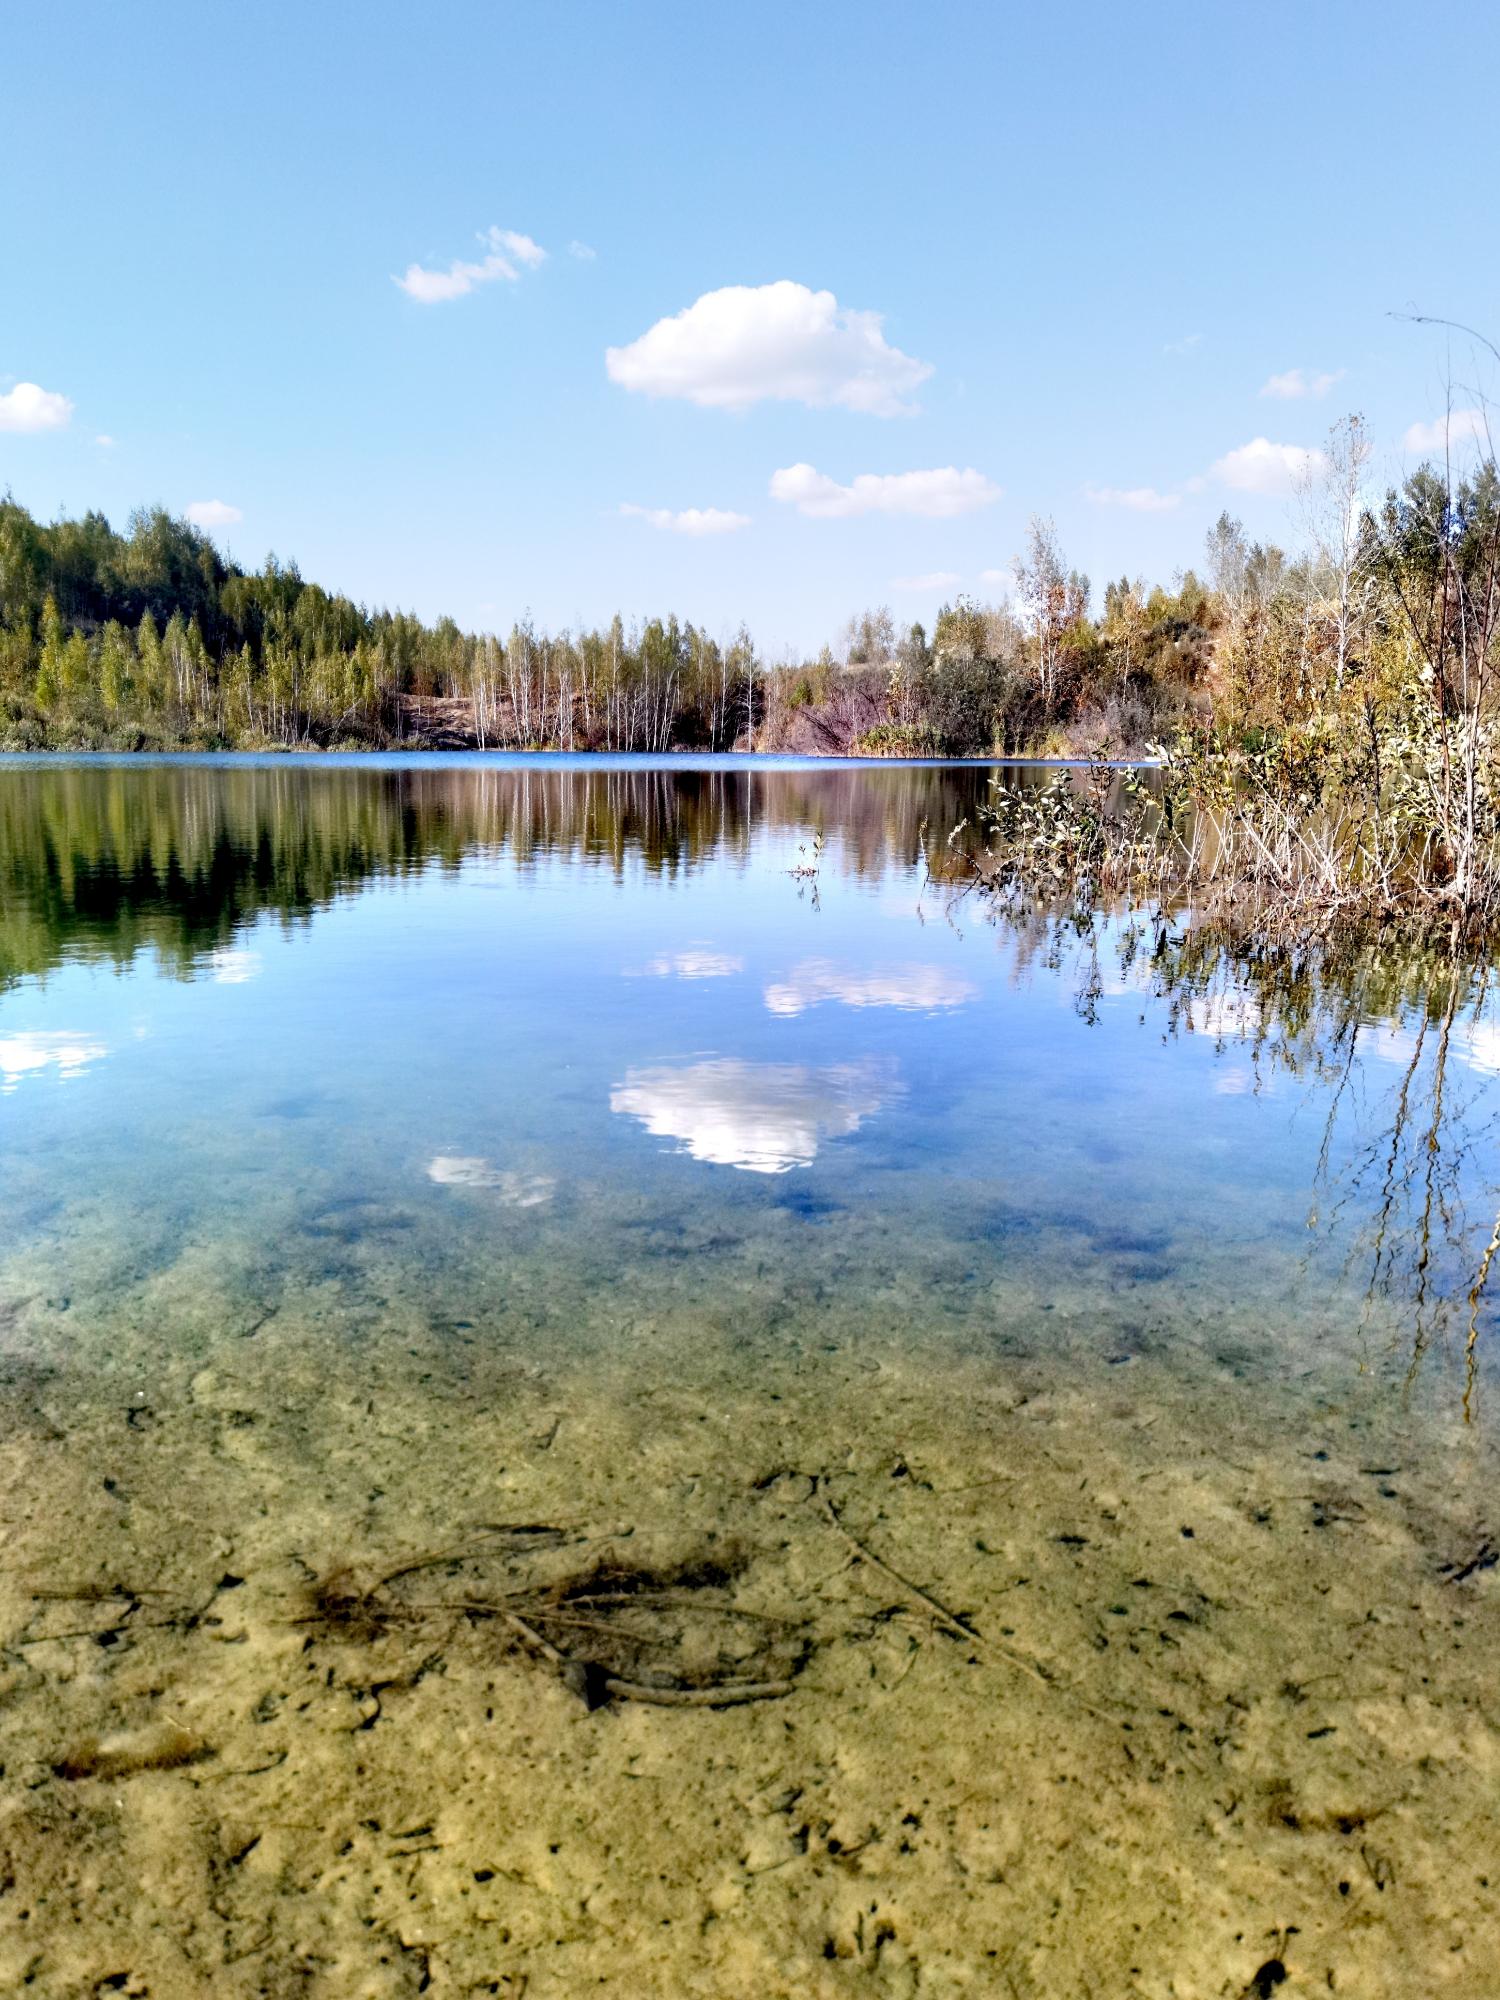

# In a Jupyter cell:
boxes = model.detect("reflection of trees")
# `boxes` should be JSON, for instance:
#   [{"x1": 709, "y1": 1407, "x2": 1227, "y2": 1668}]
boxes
[
  {"x1": 0, "y1": 759, "x2": 1000, "y2": 988},
  {"x1": 972, "y1": 895, "x2": 1500, "y2": 1412}
]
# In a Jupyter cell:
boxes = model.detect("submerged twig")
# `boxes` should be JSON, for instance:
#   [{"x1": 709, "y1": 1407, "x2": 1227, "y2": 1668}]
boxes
[
  {"x1": 503, "y1": 1609, "x2": 793, "y2": 1708},
  {"x1": 815, "y1": 1481, "x2": 986, "y2": 1649},
  {"x1": 601, "y1": 1678, "x2": 793, "y2": 1708},
  {"x1": 813, "y1": 1477, "x2": 1116, "y2": 1724}
]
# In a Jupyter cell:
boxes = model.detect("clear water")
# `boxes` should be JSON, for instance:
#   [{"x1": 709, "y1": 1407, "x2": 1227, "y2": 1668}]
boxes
[{"x1": 2, "y1": 755, "x2": 1498, "y2": 1996}]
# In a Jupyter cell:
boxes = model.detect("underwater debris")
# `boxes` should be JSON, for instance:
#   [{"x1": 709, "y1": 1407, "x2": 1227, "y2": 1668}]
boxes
[
  {"x1": 54, "y1": 1724, "x2": 213, "y2": 1782},
  {"x1": 297, "y1": 1534, "x2": 812, "y2": 1712}
]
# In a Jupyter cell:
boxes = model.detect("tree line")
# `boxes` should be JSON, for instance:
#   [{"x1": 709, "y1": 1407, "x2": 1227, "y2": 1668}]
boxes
[{"x1": 1, "y1": 425, "x2": 1496, "y2": 769}]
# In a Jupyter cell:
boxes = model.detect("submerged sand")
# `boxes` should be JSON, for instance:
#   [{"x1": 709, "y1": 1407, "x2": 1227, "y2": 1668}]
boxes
[{"x1": 1, "y1": 1194, "x2": 1497, "y2": 2000}]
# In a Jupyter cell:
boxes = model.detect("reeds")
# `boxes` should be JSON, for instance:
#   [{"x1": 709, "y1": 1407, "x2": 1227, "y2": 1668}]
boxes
[{"x1": 967, "y1": 732, "x2": 1500, "y2": 950}]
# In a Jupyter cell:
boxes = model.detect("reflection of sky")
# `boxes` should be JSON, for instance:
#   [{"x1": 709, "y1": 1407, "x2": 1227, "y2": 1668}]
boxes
[
  {"x1": 207, "y1": 947, "x2": 261, "y2": 985},
  {"x1": 6, "y1": 761, "x2": 1500, "y2": 1378},
  {"x1": 610, "y1": 1058, "x2": 898, "y2": 1173},
  {"x1": 0, "y1": 1031, "x2": 107, "y2": 1091},
  {"x1": 763, "y1": 959, "x2": 975, "y2": 1018},
  {"x1": 1369, "y1": 1015, "x2": 1500, "y2": 1079},
  {"x1": 427, "y1": 1155, "x2": 555, "y2": 1205},
  {"x1": 636, "y1": 946, "x2": 744, "y2": 980},
  {"x1": 1185, "y1": 993, "x2": 1261, "y2": 1039}
]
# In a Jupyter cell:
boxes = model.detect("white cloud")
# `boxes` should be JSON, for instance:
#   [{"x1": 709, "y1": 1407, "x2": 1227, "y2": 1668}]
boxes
[
  {"x1": 1260, "y1": 367, "x2": 1345, "y2": 400},
  {"x1": 891, "y1": 571, "x2": 961, "y2": 593},
  {"x1": 427, "y1": 1155, "x2": 555, "y2": 1206},
  {"x1": 619, "y1": 503, "x2": 751, "y2": 536},
  {"x1": 610, "y1": 1057, "x2": 897, "y2": 1174},
  {"x1": 395, "y1": 225, "x2": 546, "y2": 303},
  {"x1": 491, "y1": 229, "x2": 545, "y2": 268},
  {"x1": 1210, "y1": 437, "x2": 1327, "y2": 496},
  {"x1": 186, "y1": 499, "x2": 243, "y2": 530},
  {"x1": 0, "y1": 382, "x2": 73, "y2": 433},
  {"x1": 1403, "y1": 407, "x2": 1489, "y2": 454},
  {"x1": 770, "y1": 462, "x2": 1000, "y2": 519},
  {"x1": 1163, "y1": 333, "x2": 1201, "y2": 356},
  {"x1": 568, "y1": 240, "x2": 597, "y2": 261},
  {"x1": 607, "y1": 280, "x2": 932, "y2": 416},
  {"x1": 396, "y1": 256, "x2": 509, "y2": 304},
  {"x1": 639, "y1": 946, "x2": 745, "y2": 978},
  {"x1": 1084, "y1": 483, "x2": 1180, "y2": 513},
  {"x1": 764, "y1": 960, "x2": 975, "y2": 1017},
  {"x1": 95, "y1": 433, "x2": 116, "y2": 448},
  {"x1": 0, "y1": 1031, "x2": 107, "y2": 1091}
]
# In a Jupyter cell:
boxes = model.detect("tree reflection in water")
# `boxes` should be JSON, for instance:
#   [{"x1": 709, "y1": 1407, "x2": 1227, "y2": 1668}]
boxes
[
  {"x1": 4, "y1": 753, "x2": 1498, "y2": 1410},
  {"x1": 961, "y1": 888, "x2": 1500, "y2": 1413}
]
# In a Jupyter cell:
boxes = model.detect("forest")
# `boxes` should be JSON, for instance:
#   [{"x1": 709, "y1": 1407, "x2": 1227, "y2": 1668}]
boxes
[
  {"x1": 1, "y1": 423, "x2": 1498, "y2": 893},
  {"x1": 5, "y1": 432, "x2": 1468, "y2": 760}
]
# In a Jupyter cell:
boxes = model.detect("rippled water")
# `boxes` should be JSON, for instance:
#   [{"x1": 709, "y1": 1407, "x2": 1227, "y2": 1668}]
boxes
[{"x1": 2, "y1": 755, "x2": 1498, "y2": 1996}]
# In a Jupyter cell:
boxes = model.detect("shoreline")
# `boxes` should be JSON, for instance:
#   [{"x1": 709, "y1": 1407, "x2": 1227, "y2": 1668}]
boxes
[{"x1": 0, "y1": 747, "x2": 1157, "y2": 769}]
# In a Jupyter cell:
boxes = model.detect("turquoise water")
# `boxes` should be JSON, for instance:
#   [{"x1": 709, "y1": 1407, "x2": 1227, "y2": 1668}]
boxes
[
  {"x1": 3, "y1": 755, "x2": 1499, "y2": 1996},
  {"x1": 1, "y1": 754, "x2": 1495, "y2": 1403}
]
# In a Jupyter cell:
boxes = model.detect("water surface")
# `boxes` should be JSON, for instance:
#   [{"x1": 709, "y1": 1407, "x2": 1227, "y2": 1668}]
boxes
[{"x1": 2, "y1": 756, "x2": 1497, "y2": 1997}]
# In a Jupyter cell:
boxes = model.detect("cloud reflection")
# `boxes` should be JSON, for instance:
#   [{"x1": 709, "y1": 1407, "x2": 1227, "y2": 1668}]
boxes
[
  {"x1": 208, "y1": 946, "x2": 262, "y2": 984},
  {"x1": 0, "y1": 1031, "x2": 108, "y2": 1092},
  {"x1": 1369, "y1": 1016, "x2": 1500, "y2": 1079},
  {"x1": 610, "y1": 1057, "x2": 897, "y2": 1173},
  {"x1": 763, "y1": 959, "x2": 974, "y2": 1018},
  {"x1": 637, "y1": 946, "x2": 745, "y2": 980},
  {"x1": 1185, "y1": 993, "x2": 1261, "y2": 1039},
  {"x1": 427, "y1": 1156, "x2": 556, "y2": 1206}
]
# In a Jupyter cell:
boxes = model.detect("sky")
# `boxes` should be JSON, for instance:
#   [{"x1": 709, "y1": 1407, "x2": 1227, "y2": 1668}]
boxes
[{"x1": 4, "y1": 0, "x2": 1499, "y2": 657}]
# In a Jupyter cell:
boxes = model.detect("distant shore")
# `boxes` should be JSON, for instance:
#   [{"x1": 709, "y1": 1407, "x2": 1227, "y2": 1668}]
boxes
[{"x1": 0, "y1": 744, "x2": 1155, "y2": 769}]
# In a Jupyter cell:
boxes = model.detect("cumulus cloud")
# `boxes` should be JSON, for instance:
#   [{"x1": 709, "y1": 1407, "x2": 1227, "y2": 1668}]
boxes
[
  {"x1": 0, "y1": 381, "x2": 73, "y2": 433},
  {"x1": 607, "y1": 280, "x2": 932, "y2": 416},
  {"x1": 764, "y1": 960, "x2": 975, "y2": 1017},
  {"x1": 186, "y1": 499, "x2": 243, "y2": 530},
  {"x1": 891, "y1": 571, "x2": 961, "y2": 593},
  {"x1": 770, "y1": 462, "x2": 999, "y2": 520},
  {"x1": 610, "y1": 1057, "x2": 897, "y2": 1174},
  {"x1": 95, "y1": 433, "x2": 116, "y2": 448},
  {"x1": 1260, "y1": 367, "x2": 1345, "y2": 400},
  {"x1": 1403, "y1": 407, "x2": 1489, "y2": 454},
  {"x1": 1210, "y1": 437, "x2": 1327, "y2": 496},
  {"x1": 493, "y1": 229, "x2": 546, "y2": 268},
  {"x1": 1084, "y1": 483, "x2": 1180, "y2": 512},
  {"x1": 395, "y1": 225, "x2": 546, "y2": 303},
  {"x1": 568, "y1": 240, "x2": 597, "y2": 261},
  {"x1": 619, "y1": 503, "x2": 751, "y2": 536}
]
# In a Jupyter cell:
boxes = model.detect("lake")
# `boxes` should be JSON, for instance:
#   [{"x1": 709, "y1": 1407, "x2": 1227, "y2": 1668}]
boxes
[{"x1": 2, "y1": 754, "x2": 1497, "y2": 1997}]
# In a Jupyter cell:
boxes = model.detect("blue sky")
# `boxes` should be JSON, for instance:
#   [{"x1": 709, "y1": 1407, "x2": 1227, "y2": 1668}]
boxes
[{"x1": 4, "y1": 0, "x2": 1498, "y2": 654}]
